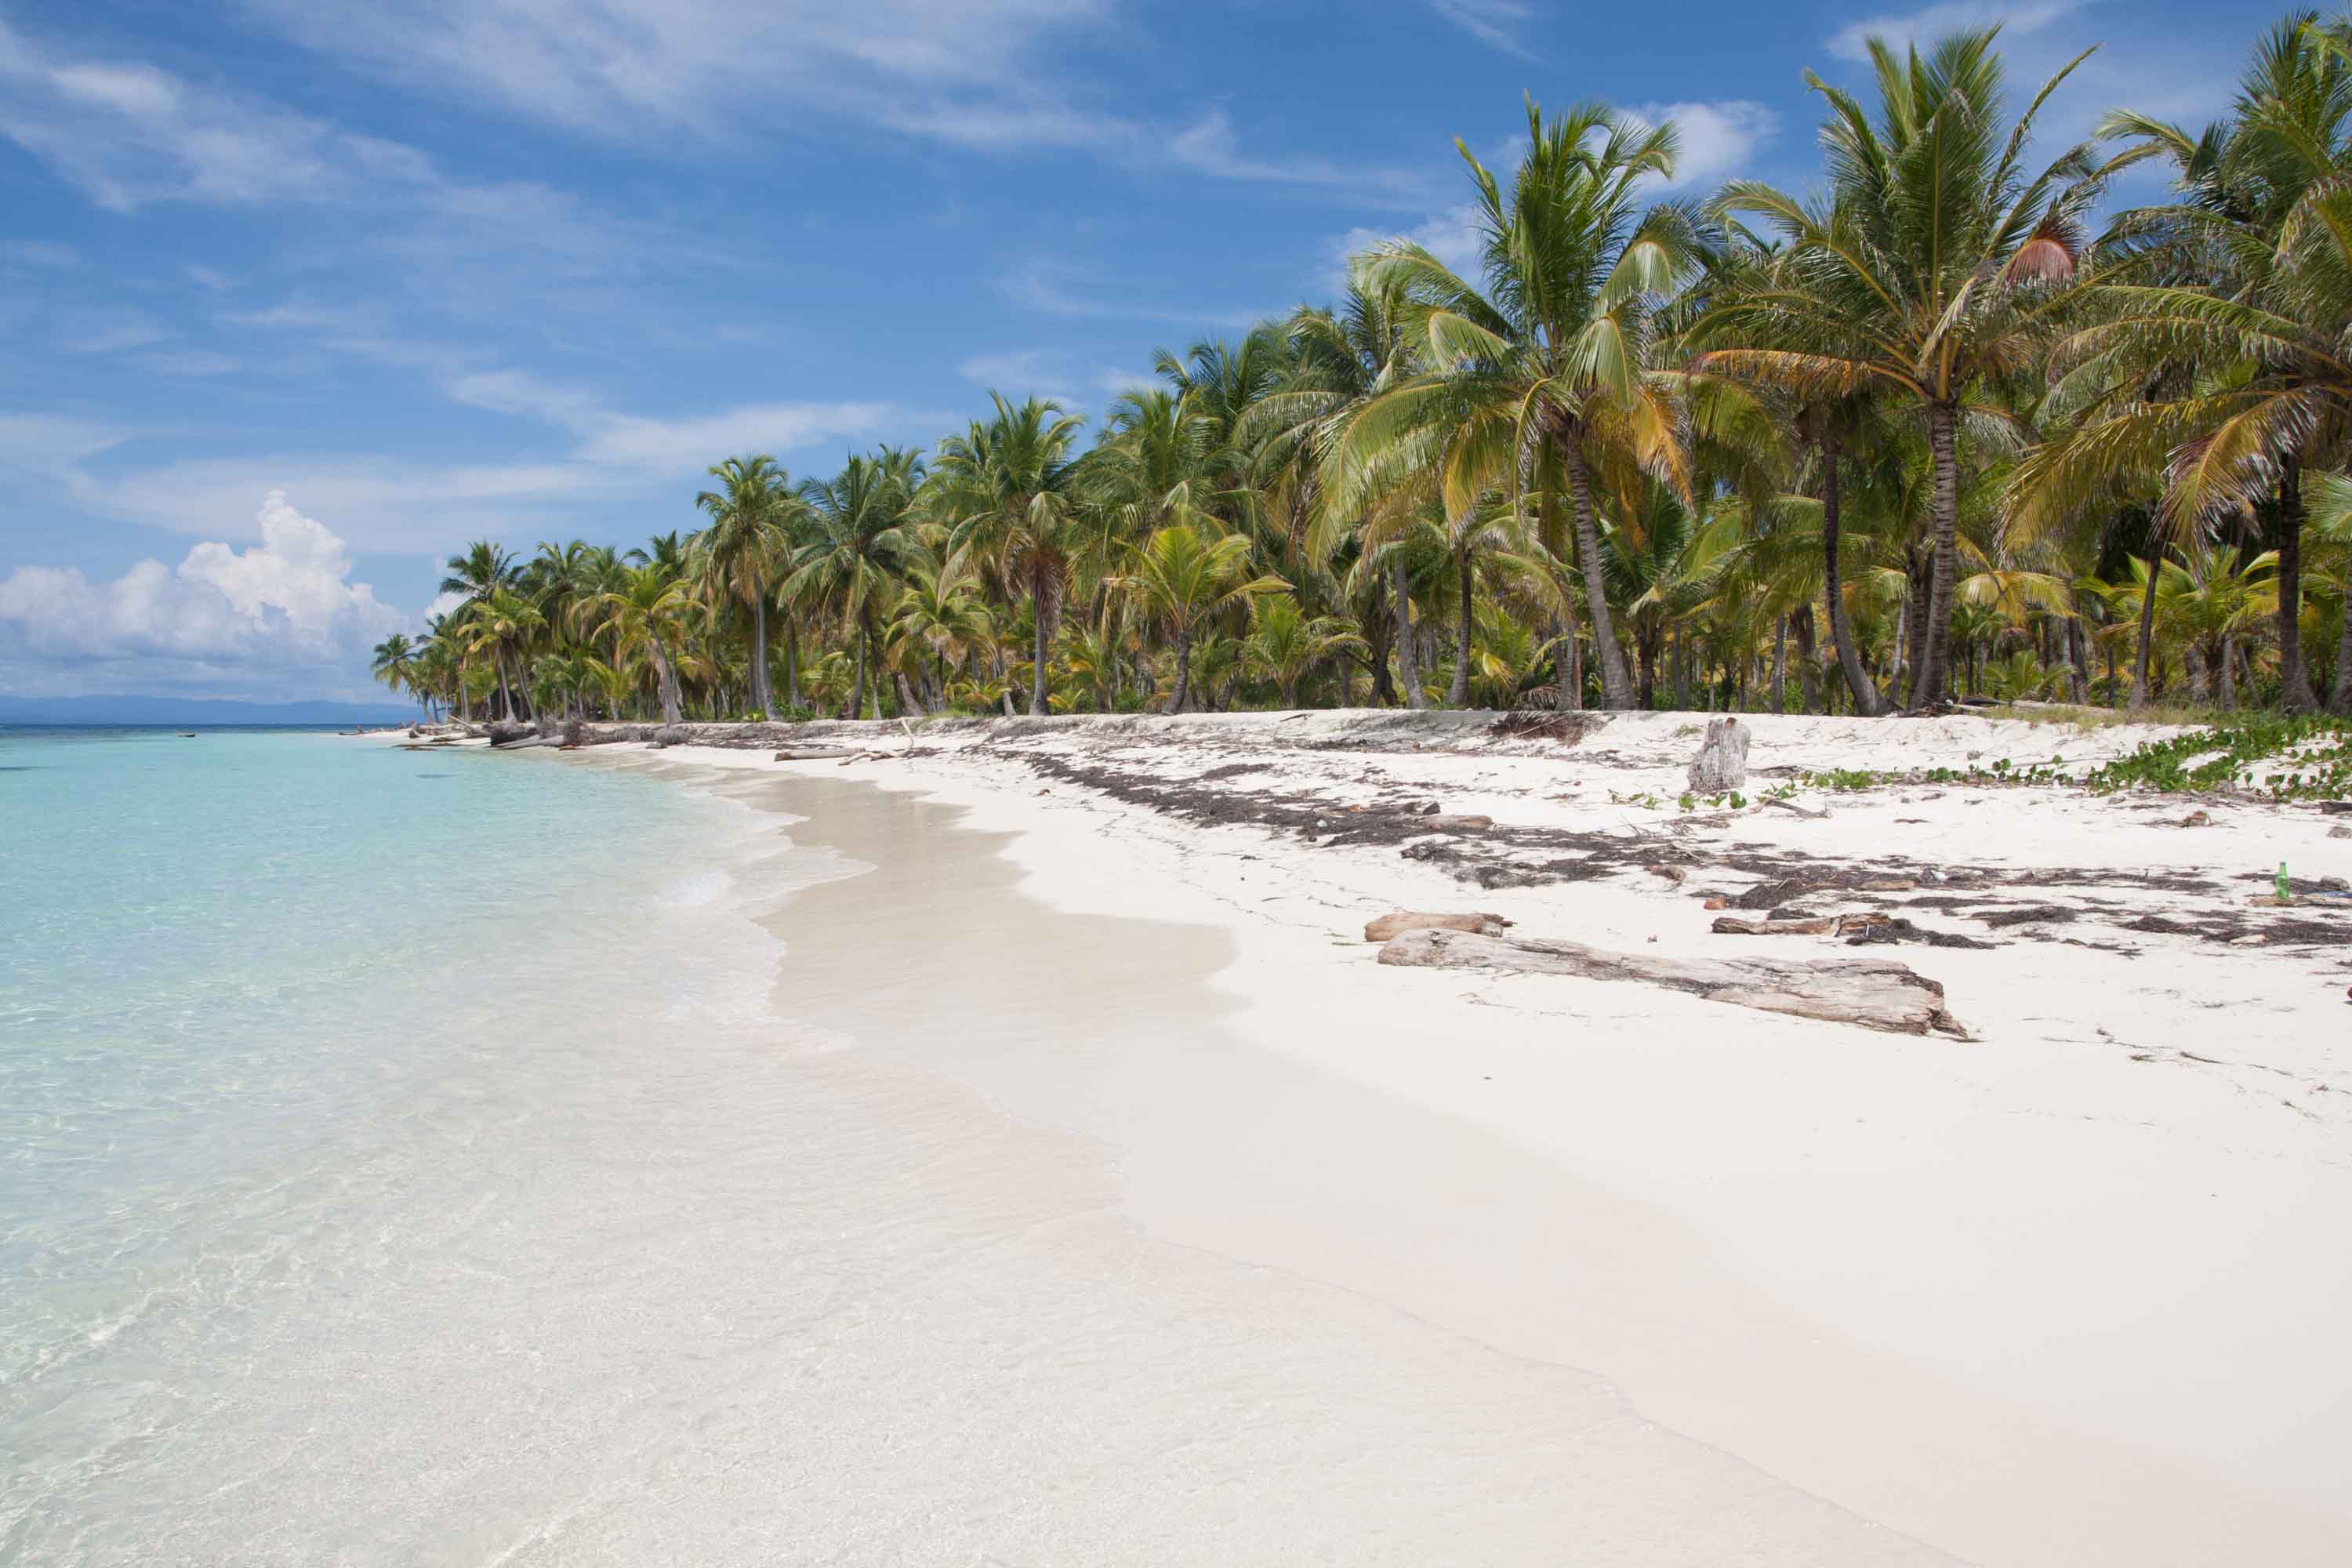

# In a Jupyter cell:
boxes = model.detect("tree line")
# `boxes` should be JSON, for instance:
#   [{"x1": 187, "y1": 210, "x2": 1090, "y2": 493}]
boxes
[{"x1": 373, "y1": 15, "x2": 2352, "y2": 727}]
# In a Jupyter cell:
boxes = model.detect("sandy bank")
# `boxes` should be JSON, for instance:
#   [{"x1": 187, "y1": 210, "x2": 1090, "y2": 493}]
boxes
[{"x1": 482, "y1": 709, "x2": 2350, "y2": 1565}]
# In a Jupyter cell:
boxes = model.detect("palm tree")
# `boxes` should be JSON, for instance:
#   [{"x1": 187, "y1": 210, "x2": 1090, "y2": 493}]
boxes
[
  {"x1": 465, "y1": 587, "x2": 547, "y2": 722},
  {"x1": 1330, "y1": 98, "x2": 1707, "y2": 709},
  {"x1": 370, "y1": 633, "x2": 419, "y2": 713},
  {"x1": 695, "y1": 454, "x2": 799, "y2": 719},
  {"x1": 789, "y1": 448, "x2": 921, "y2": 719},
  {"x1": 1243, "y1": 593, "x2": 1366, "y2": 708},
  {"x1": 886, "y1": 545, "x2": 996, "y2": 713},
  {"x1": 936, "y1": 394, "x2": 1087, "y2": 715},
  {"x1": 1109, "y1": 517, "x2": 1288, "y2": 713},
  {"x1": 440, "y1": 540, "x2": 517, "y2": 606},
  {"x1": 1247, "y1": 271, "x2": 1425, "y2": 706},
  {"x1": 1704, "y1": 28, "x2": 2107, "y2": 706},
  {"x1": 585, "y1": 565, "x2": 695, "y2": 726},
  {"x1": 2018, "y1": 13, "x2": 2352, "y2": 713}
]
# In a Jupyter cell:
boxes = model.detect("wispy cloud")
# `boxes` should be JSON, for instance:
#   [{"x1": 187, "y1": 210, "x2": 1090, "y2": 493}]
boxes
[
  {"x1": 1335, "y1": 204, "x2": 1486, "y2": 289},
  {"x1": 56, "y1": 307, "x2": 176, "y2": 355},
  {"x1": 0, "y1": 238, "x2": 78, "y2": 267},
  {"x1": 998, "y1": 260, "x2": 1264, "y2": 329},
  {"x1": 1826, "y1": 0, "x2": 2085, "y2": 62},
  {"x1": 1430, "y1": 0, "x2": 1540, "y2": 59}
]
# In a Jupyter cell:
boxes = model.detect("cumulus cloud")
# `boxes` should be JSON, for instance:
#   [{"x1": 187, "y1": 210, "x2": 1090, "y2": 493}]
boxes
[
  {"x1": 1627, "y1": 100, "x2": 1779, "y2": 188},
  {"x1": 0, "y1": 491, "x2": 402, "y2": 688}
]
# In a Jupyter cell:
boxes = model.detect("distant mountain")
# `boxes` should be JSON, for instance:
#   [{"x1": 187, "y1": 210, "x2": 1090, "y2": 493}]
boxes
[{"x1": 0, "y1": 694, "x2": 421, "y2": 725}]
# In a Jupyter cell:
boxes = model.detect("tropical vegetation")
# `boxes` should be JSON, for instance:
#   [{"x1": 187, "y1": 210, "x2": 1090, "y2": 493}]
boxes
[{"x1": 376, "y1": 14, "x2": 2352, "y2": 728}]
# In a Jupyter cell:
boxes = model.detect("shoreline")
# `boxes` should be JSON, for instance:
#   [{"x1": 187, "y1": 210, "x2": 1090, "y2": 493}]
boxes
[{"x1": 399, "y1": 710, "x2": 2352, "y2": 1563}]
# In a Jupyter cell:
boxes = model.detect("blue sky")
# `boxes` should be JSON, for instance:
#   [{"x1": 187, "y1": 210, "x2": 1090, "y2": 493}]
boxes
[{"x1": 0, "y1": 0, "x2": 2261, "y2": 700}]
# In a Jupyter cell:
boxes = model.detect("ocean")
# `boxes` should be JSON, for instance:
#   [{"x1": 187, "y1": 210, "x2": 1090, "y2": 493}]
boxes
[{"x1": 0, "y1": 727, "x2": 1955, "y2": 1566}]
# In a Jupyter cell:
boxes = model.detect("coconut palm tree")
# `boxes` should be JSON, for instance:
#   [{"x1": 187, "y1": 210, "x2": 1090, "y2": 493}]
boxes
[
  {"x1": 694, "y1": 454, "x2": 800, "y2": 719},
  {"x1": 2018, "y1": 13, "x2": 2352, "y2": 713},
  {"x1": 1243, "y1": 593, "x2": 1366, "y2": 708},
  {"x1": 464, "y1": 587, "x2": 546, "y2": 722},
  {"x1": 936, "y1": 395, "x2": 1087, "y2": 715},
  {"x1": 1330, "y1": 97, "x2": 1708, "y2": 709},
  {"x1": 1109, "y1": 517, "x2": 1288, "y2": 713},
  {"x1": 1248, "y1": 270, "x2": 1427, "y2": 705},
  {"x1": 1704, "y1": 28, "x2": 2108, "y2": 706},
  {"x1": 584, "y1": 565, "x2": 695, "y2": 726},
  {"x1": 789, "y1": 448, "x2": 922, "y2": 720},
  {"x1": 370, "y1": 633, "x2": 419, "y2": 713},
  {"x1": 440, "y1": 540, "x2": 517, "y2": 606}
]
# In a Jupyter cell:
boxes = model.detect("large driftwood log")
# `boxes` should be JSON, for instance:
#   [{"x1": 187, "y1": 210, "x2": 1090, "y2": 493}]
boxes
[
  {"x1": 1377, "y1": 926, "x2": 1968, "y2": 1038},
  {"x1": 1363, "y1": 910, "x2": 1514, "y2": 942}
]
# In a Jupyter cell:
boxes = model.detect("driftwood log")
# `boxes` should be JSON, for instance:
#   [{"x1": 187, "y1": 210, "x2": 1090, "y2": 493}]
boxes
[
  {"x1": 1363, "y1": 910, "x2": 1514, "y2": 942},
  {"x1": 1377, "y1": 927, "x2": 1968, "y2": 1038},
  {"x1": 1711, "y1": 913, "x2": 1891, "y2": 938},
  {"x1": 775, "y1": 746, "x2": 862, "y2": 760}
]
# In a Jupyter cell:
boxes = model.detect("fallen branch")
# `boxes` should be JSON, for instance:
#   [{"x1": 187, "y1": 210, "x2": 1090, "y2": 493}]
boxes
[
  {"x1": 1763, "y1": 797, "x2": 1829, "y2": 820},
  {"x1": 1376, "y1": 927, "x2": 1968, "y2": 1038}
]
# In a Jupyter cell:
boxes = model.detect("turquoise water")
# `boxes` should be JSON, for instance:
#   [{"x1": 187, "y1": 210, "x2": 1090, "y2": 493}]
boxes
[{"x1": 0, "y1": 729, "x2": 790, "y2": 1561}]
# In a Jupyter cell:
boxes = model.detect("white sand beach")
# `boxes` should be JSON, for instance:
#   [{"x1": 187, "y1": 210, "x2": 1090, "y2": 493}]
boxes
[{"x1": 415, "y1": 710, "x2": 2351, "y2": 1565}]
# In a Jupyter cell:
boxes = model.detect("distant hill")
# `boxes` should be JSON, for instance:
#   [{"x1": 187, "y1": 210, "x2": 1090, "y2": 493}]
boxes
[{"x1": 0, "y1": 694, "x2": 421, "y2": 725}]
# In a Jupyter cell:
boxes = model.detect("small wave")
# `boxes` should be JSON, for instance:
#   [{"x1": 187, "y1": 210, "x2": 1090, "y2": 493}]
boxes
[{"x1": 655, "y1": 869, "x2": 734, "y2": 909}]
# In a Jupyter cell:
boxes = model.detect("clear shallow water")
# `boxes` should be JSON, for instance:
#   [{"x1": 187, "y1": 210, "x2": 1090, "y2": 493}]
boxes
[{"x1": 0, "y1": 731, "x2": 1947, "y2": 1566}]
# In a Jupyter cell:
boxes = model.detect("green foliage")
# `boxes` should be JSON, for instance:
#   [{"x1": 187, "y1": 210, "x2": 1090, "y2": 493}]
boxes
[{"x1": 2082, "y1": 716, "x2": 2352, "y2": 800}]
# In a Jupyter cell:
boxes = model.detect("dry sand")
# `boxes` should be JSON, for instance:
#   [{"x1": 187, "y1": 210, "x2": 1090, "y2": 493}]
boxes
[{"x1": 414, "y1": 709, "x2": 2352, "y2": 1564}]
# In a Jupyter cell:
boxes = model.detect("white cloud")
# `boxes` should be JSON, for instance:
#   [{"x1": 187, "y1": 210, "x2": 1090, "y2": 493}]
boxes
[
  {"x1": 1627, "y1": 100, "x2": 1779, "y2": 188},
  {"x1": 1430, "y1": 0, "x2": 1539, "y2": 59},
  {"x1": 0, "y1": 414, "x2": 130, "y2": 473},
  {"x1": 956, "y1": 349, "x2": 1058, "y2": 387},
  {"x1": 1337, "y1": 203, "x2": 1486, "y2": 288},
  {"x1": 1827, "y1": 0, "x2": 2084, "y2": 61},
  {"x1": 0, "y1": 490, "x2": 402, "y2": 685},
  {"x1": 575, "y1": 401, "x2": 903, "y2": 467},
  {"x1": 245, "y1": 0, "x2": 1117, "y2": 139}
]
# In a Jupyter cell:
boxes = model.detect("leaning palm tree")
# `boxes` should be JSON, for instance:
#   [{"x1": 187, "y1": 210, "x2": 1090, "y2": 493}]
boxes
[
  {"x1": 464, "y1": 587, "x2": 546, "y2": 722},
  {"x1": 370, "y1": 633, "x2": 418, "y2": 713},
  {"x1": 583, "y1": 565, "x2": 696, "y2": 727},
  {"x1": 1109, "y1": 516, "x2": 1288, "y2": 713},
  {"x1": 935, "y1": 395, "x2": 1087, "y2": 715},
  {"x1": 694, "y1": 454, "x2": 799, "y2": 719},
  {"x1": 1329, "y1": 98, "x2": 1707, "y2": 709},
  {"x1": 1704, "y1": 27, "x2": 2108, "y2": 706}
]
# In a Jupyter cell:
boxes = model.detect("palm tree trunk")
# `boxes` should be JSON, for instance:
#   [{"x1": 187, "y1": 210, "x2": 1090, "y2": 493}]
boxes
[
  {"x1": 2066, "y1": 611, "x2": 2092, "y2": 704},
  {"x1": 1552, "y1": 611, "x2": 1581, "y2": 713},
  {"x1": 783, "y1": 610, "x2": 800, "y2": 708},
  {"x1": 1915, "y1": 400, "x2": 1963, "y2": 707},
  {"x1": 851, "y1": 619, "x2": 869, "y2": 720},
  {"x1": 1559, "y1": 438, "x2": 1635, "y2": 709},
  {"x1": 655, "y1": 642, "x2": 684, "y2": 726},
  {"x1": 1819, "y1": 448, "x2": 1882, "y2": 716},
  {"x1": 1447, "y1": 546, "x2": 1473, "y2": 708},
  {"x1": 2131, "y1": 535, "x2": 2163, "y2": 710},
  {"x1": 1388, "y1": 559, "x2": 1425, "y2": 710},
  {"x1": 751, "y1": 594, "x2": 775, "y2": 720},
  {"x1": 1367, "y1": 570, "x2": 1396, "y2": 706},
  {"x1": 2278, "y1": 461, "x2": 2320, "y2": 713},
  {"x1": 1029, "y1": 590, "x2": 1050, "y2": 716},
  {"x1": 1169, "y1": 626, "x2": 1193, "y2": 713},
  {"x1": 1794, "y1": 606, "x2": 1821, "y2": 713},
  {"x1": 2332, "y1": 584, "x2": 2352, "y2": 717}
]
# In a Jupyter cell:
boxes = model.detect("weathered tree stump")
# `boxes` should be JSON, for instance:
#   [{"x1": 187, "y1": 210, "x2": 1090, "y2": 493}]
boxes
[
  {"x1": 1686, "y1": 717, "x2": 1750, "y2": 793},
  {"x1": 1377, "y1": 926, "x2": 1967, "y2": 1038}
]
